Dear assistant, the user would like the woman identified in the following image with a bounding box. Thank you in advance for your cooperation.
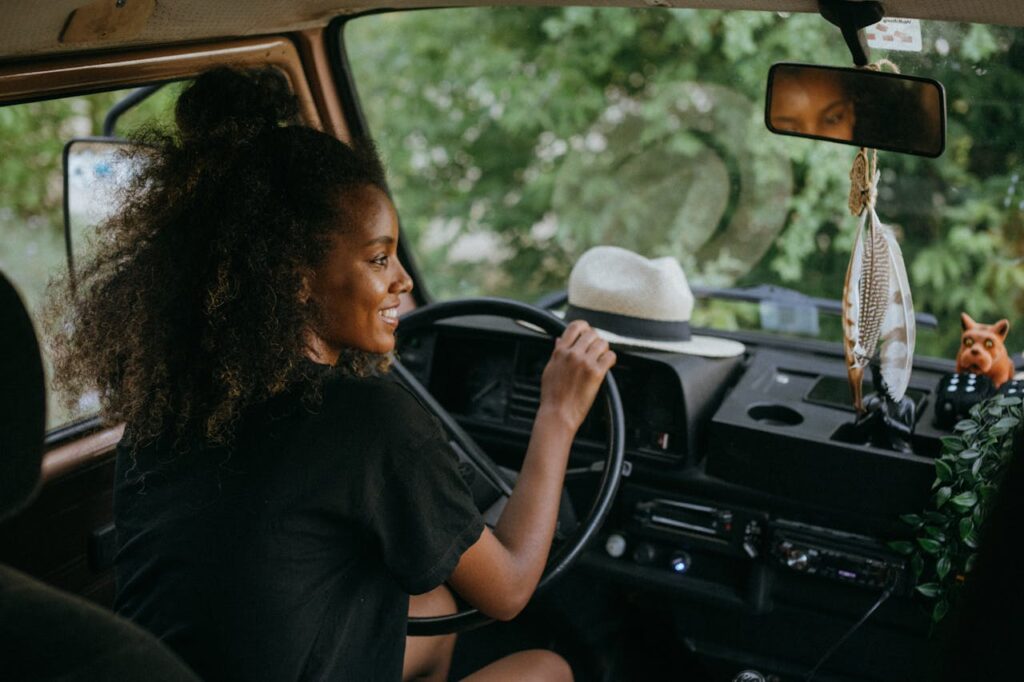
[50,68,614,681]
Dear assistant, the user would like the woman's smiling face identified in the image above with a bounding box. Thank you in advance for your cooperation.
[306,185,413,362]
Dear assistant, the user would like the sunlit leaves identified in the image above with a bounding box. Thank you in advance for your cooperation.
[961,24,1000,62]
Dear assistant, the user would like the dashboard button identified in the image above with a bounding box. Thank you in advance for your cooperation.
[605,533,627,559]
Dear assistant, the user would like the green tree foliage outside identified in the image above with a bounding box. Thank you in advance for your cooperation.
[344,8,1024,359]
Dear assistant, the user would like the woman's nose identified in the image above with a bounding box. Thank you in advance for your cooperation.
[391,259,413,294]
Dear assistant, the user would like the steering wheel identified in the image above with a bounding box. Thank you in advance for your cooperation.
[395,297,625,636]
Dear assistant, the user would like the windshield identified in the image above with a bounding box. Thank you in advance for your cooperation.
[343,8,1024,358]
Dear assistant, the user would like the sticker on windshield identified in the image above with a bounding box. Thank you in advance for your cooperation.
[865,18,923,52]
[758,301,820,337]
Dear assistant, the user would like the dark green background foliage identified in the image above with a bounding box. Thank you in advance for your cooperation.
[345,8,1024,358]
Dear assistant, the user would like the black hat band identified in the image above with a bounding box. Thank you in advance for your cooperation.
[565,304,691,342]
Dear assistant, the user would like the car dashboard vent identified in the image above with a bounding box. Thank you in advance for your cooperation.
[507,376,541,423]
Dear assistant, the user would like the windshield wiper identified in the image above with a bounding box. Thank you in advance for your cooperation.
[535,284,938,329]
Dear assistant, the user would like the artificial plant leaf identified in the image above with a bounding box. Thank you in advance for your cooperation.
[917,538,942,554]
[935,459,954,483]
[924,526,946,542]
[935,486,952,508]
[971,456,984,477]
[888,540,915,555]
[959,516,974,541]
[936,555,951,580]
[911,553,924,578]
[916,582,940,598]
[950,491,978,510]
[959,449,980,460]
[964,528,980,549]
[933,599,949,622]
[940,436,964,452]
[965,553,978,573]
[899,513,924,528]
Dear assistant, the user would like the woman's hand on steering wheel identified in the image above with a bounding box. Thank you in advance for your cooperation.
[540,320,617,432]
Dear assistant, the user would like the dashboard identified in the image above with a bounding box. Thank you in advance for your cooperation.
[398,315,956,680]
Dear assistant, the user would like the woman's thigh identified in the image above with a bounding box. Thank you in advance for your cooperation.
[403,587,573,682]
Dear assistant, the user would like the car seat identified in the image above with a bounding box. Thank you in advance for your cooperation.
[0,271,199,681]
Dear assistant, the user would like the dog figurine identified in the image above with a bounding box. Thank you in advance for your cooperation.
[956,313,1014,388]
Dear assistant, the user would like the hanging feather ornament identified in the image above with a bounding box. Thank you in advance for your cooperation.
[842,149,916,413]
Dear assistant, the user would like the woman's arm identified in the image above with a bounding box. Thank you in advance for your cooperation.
[447,320,615,620]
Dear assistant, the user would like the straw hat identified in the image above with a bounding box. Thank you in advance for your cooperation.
[563,246,745,357]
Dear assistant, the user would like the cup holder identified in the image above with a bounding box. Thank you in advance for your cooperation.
[747,403,804,427]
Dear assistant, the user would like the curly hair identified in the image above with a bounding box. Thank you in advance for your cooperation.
[48,67,390,447]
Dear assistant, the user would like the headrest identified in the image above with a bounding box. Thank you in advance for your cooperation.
[0,272,45,521]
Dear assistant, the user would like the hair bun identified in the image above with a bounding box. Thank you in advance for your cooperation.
[175,67,300,144]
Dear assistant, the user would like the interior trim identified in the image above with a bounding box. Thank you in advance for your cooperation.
[295,28,351,141]
[0,37,321,129]
[42,424,124,484]
[2,1,1023,63]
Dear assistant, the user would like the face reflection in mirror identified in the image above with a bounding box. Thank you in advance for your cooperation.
[766,64,946,157]
[770,68,855,141]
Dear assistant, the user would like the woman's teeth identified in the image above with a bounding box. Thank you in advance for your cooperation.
[379,307,399,325]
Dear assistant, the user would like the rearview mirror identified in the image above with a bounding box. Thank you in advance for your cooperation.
[765,63,945,157]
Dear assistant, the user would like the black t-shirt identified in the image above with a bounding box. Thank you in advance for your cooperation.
[113,369,484,681]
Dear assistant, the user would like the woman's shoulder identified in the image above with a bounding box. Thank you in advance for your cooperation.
[321,371,439,434]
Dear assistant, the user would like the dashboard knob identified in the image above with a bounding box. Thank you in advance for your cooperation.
[632,542,657,566]
[669,551,692,575]
[785,547,810,571]
[605,533,627,559]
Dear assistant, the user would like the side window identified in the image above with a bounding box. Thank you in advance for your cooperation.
[0,84,183,430]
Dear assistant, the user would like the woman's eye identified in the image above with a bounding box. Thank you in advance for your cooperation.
[371,255,389,267]
[823,111,845,126]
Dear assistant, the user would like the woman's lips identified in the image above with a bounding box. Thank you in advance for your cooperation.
[379,306,399,327]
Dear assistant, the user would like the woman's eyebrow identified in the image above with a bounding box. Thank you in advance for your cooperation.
[822,100,849,112]
[363,236,395,247]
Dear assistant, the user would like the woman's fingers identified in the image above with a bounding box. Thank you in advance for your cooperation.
[584,333,609,355]
[557,320,589,348]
